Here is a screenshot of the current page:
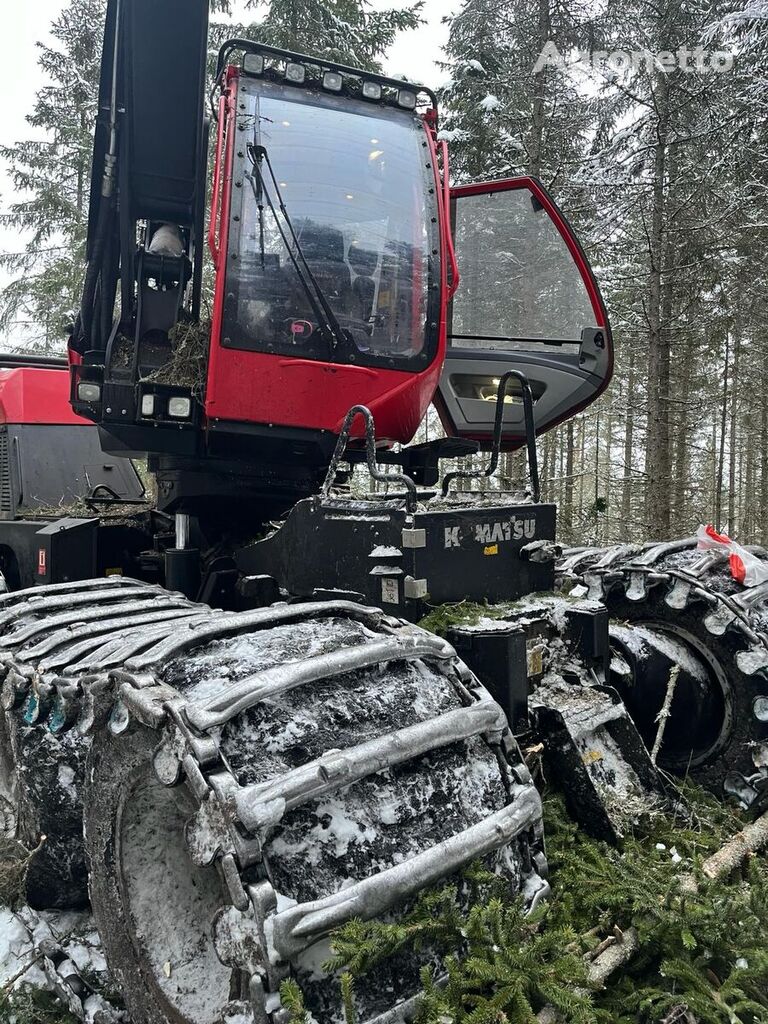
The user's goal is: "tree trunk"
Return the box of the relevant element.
[715,333,730,530]
[578,416,586,530]
[761,344,768,544]
[644,73,672,538]
[604,409,614,540]
[672,336,693,533]
[744,414,754,542]
[562,419,575,538]
[728,317,741,536]
[620,347,636,536]
[528,0,551,178]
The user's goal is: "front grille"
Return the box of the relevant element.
[0,432,12,516]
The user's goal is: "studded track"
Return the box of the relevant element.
[561,539,768,809]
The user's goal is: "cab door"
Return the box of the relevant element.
[436,176,612,448]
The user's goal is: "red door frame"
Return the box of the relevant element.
[436,174,614,444]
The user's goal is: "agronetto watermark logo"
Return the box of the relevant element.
[533,41,734,75]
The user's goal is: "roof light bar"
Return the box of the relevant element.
[218,41,439,112]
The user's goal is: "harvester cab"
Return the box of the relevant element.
[69,0,613,531]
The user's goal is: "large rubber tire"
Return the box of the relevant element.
[85,723,227,1024]
[565,541,768,804]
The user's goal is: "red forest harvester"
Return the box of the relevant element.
[0,2,767,1022]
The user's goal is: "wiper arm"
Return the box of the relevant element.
[250,156,267,271]
[247,144,348,352]
[246,156,330,345]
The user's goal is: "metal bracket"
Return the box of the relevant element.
[401,528,426,549]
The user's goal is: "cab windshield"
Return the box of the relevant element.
[223,79,437,365]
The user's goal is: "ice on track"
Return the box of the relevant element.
[737,645,768,675]
[57,764,78,803]
[167,616,381,705]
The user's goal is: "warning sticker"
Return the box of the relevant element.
[381,579,399,605]
[483,544,499,556]
[37,548,47,576]
[526,641,545,677]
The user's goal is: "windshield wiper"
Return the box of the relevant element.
[247,143,348,352]
[250,156,267,271]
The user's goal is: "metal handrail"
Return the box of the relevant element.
[442,370,540,502]
[320,405,418,513]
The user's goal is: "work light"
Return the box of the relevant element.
[322,71,343,92]
[77,382,101,403]
[168,397,192,419]
[243,53,264,75]
[285,63,306,84]
[362,81,383,101]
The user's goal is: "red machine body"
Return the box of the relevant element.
[0,369,89,427]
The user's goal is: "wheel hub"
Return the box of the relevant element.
[609,622,730,770]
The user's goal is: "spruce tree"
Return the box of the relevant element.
[254,0,423,70]
[439,0,601,188]
[211,0,422,73]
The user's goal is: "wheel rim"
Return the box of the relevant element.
[117,769,233,1024]
[609,621,732,771]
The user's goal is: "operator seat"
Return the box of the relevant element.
[294,220,352,312]
[348,243,379,323]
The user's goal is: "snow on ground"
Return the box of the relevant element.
[0,905,124,1022]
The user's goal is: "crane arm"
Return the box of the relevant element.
[75,0,210,357]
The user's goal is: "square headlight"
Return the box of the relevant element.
[322,71,343,92]
[243,53,265,75]
[397,88,418,110]
[168,396,192,420]
[77,382,101,403]
[285,62,306,84]
[362,81,383,101]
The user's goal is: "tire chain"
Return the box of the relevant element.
[0,578,546,1024]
